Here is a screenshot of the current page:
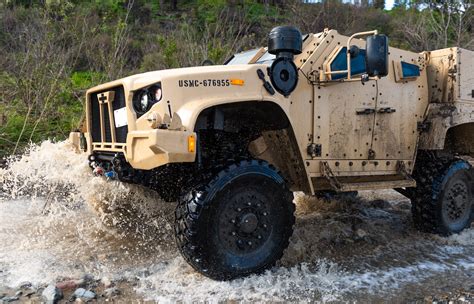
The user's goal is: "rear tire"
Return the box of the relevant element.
[174,159,295,280]
[410,153,473,235]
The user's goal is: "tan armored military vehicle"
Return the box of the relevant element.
[70,26,474,280]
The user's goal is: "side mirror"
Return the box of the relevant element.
[349,45,360,59]
[365,34,389,77]
[201,59,214,66]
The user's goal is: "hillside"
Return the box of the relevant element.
[0,0,472,156]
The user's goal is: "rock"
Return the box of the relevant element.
[42,284,63,303]
[74,288,96,300]
[137,270,151,277]
[23,288,36,297]
[2,296,20,302]
[100,277,113,288]
[82,274,94,283]
[361,208,393,219]
[56,279,82,291]
[356,228,368,238]
[103,287,120,298]
[19,282,32,289]
[14,290,22,297]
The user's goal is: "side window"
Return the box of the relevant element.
[401,61,420,78]
[329,47,367,80]
[394,61,420,82]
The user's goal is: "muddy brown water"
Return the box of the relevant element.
[0,141,473,302]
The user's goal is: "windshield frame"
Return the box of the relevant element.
[224,47,267,65]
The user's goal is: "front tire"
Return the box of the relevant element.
[174,160,295,280]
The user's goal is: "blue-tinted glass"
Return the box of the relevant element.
[330,47,367,80]
[401,61,420,78]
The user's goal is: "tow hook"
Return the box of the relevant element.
[87,153,126,181]
[92,165,104,176]
[92,165,117,180]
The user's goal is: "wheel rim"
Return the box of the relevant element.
[442,180,471,229]
[218,191,272,255]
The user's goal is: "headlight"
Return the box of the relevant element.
[133,83,162,116]
[140,92,150,111]
[149,85,162,102]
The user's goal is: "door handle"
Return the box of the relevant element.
[356,108,376,115]
[378,107,396,113]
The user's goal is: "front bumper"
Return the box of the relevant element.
[125,129,196,170]
[69,129,196,170]
[68,131,86,153]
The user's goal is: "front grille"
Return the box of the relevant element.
[89,86,128,144]
[90,94,101,142]
[112,88,127,143]
[103,106,112,142]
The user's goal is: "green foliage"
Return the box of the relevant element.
[0,106,27,151]
[159,36,179,68]
[196,0,227,24]
[70,71,104,90]
[243,1,279,23]
[207,45,226,64]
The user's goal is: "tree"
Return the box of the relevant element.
[374,0,385,9]
[393,0,473,51]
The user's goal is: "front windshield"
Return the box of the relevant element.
[225,33,309,65]
[225,49,261,65]
[225,48,276,66]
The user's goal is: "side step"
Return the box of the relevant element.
[317,161,416,192]
[337,179,416,192]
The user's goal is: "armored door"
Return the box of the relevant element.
[314,47,377,161]
[371,54,427,161]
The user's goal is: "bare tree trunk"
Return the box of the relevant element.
[28,63,66,143]
[13,106,32,155]
[159,0,165,13]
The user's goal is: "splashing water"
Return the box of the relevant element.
[0,141,473,302]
